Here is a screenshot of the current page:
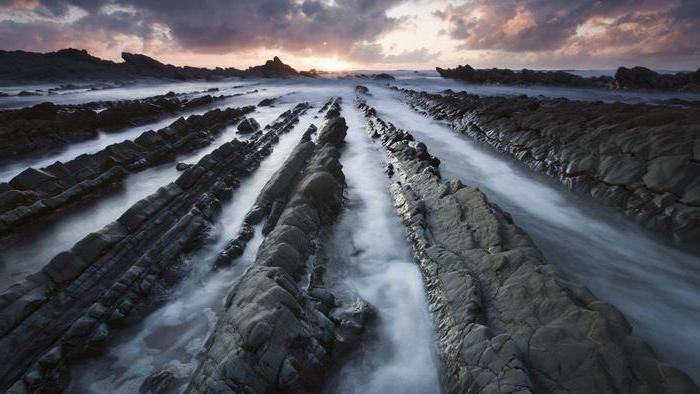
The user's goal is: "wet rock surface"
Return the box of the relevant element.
[0,91,232,160]
[0,103,312,393]
[0,105,255,236]
[187,101,372,393]
[236,117,261,134]
[357,96,699,393]
[402,88,700,249]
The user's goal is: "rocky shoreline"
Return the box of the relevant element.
[0,90,234,160]
[0,105,256,238]
[437,64,700,92]
[401,88,700,250]
[0,102,311,392]
[188,101,374,392]
[356,93,698,392]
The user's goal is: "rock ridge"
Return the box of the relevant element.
[436,64,700,92]
[356,94,698,393]
[0,105,255,237]
[402,88,700,249]
[0,102,311,392]
[187,101,373,393]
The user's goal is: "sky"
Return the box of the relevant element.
[0,0,699,71]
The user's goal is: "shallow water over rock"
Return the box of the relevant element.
[1,77,699,391]
[364,86,700,382]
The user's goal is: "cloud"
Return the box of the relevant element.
[435,0,700,66]
[0,0,407,58]
[347,42,439,64]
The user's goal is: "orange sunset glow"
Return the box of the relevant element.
[1,0,699,71]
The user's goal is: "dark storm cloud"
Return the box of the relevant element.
[0,0,405,55]
[435,0,700,58]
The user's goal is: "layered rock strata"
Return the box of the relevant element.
[187,103,373,393]
[0,105,255,235]
[214,99,342,267]
[0,91,232,159]
[402,89,700,249]
[0,103,311,392]
[357,96,698,393]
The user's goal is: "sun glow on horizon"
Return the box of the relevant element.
[316,57,348,71]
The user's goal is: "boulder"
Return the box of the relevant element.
[237,118,260,134]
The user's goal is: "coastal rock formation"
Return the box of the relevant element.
[187,101,371,393]
[614,66,700,91]
[0,49,300,82]
[357,96,698,393]
[0,91,231,160]
[244,56,300,78]
[338,73,396,81]
[402,88,700,249]
[0,102,312,393]
[436,64,611,87]
[236,117,260,134]
[0,105,255,236]
[437,63,700,92]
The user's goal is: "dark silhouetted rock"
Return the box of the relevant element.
[437,63,700,92]
[436,64,612,87]
[0,49,300,82]
[175,162,193,171]
[236,117,260,134]
[615,66,700,91]
[257,97,277,107]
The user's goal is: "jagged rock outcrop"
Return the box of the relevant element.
[237,117,261,134]
[214,99,341,267]
[355,85,370,95]
[0,105,255,236]
[337,73,396,81]
[402,88,700,249]
[0,102,312,393]
[356,97,699,393]
[436,64,611,87]
[436,63,700,92]
[0,49,299,82]
[187,103,372,393]
[0,91,231,160]
[245,56,300,78]
[615,66,700,91]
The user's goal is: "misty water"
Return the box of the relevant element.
[2,75,700,390]
[69,105,317,392]
[0,84,271,181]
[322,95,439,393]
[364,85,700,382]
[0,95,293,292]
